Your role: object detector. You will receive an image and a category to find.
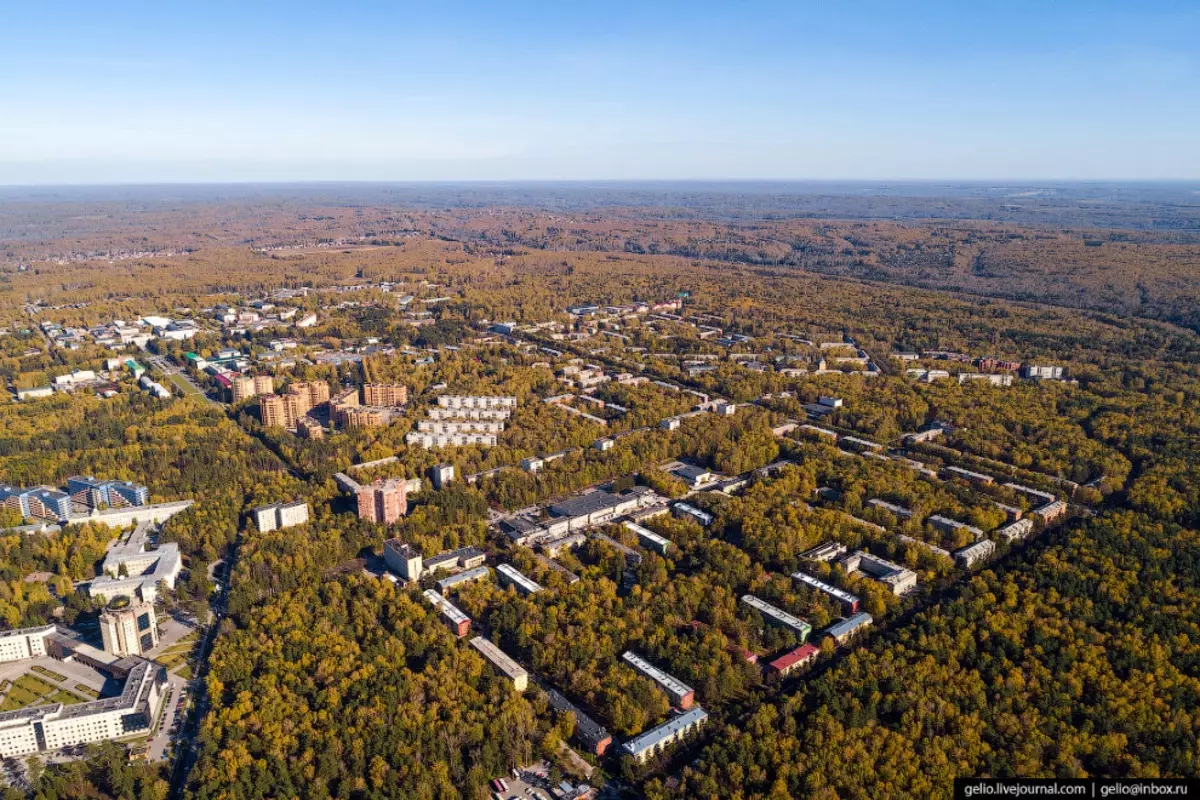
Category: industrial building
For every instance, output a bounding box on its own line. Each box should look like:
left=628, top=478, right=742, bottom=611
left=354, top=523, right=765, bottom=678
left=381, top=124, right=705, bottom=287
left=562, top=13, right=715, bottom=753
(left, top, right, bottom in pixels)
left=622, top=652, right=694, bottom=709
left=496, top=563, right=544, bottom=595
left=251, top=500, right=310, bottom=531
left=792, top=571, right=860, bottom=613
left=543, top=688, right=612, bottom=756
left=622, top=521, right=671, bottom=555
left=839, top=551, right=918, bottom=596
left=470, top=637, right=528, bottom=691
left=825, top=612, right=873, bottom=645
left=546, top=485, right=660, bottom=532
left=621, top=707, right=708, bottom=764
left=741, top=595, right=812, bottom=641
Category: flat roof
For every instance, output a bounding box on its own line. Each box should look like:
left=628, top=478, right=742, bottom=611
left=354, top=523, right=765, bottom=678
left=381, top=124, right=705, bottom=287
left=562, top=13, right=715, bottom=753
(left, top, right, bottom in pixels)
left=437, top=566, right=491, bottom=590
left=622, top=651, right=692, bottom=699
left=792, top=571, right=860, bottom=605
left=548, top=490, right=624, bottom=519
left=470, top=637, right=527, bottom=681
left=826, top=612, right=873, bottom=638
left=622, top=521, right=671, bottom=550
left=496, top=563, right=544, bottom=594
left=741, top=595, right=812, bottom=635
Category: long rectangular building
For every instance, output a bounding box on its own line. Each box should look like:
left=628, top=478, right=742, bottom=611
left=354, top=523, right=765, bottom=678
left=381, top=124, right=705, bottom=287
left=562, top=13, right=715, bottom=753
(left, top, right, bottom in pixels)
left=469, top=637, right=528, bottom=691
left=421, top=589, right=471, bottom=638
left=622, top=651, right=694, bottom=709
left=495, top=563, right=544, bottom=595
left=825, top=612, right=873, bottom=645
left=622, top=521, right=671, bottom=555
left=544, top=688, right=612, bottom=756
left=436, top=566, right=491, bottom=592
left=621, top=707, right=708, bottom=764
left=741, top=595, right=812, bottom=641
left=792, top=571, right=860, bottom=613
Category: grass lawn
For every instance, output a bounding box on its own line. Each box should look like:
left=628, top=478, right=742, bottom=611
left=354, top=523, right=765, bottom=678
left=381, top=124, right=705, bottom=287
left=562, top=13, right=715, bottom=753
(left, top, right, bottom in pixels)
left=74, top=683, right=101, bottom=698
left=174, top=663, right=194, bottom=680
left=47, top=689, right=86, bottom=705
left=32, top=665, right=67, bottom=682
left=167, top=373, right=203, bottom=397
left=15, top=674, right=57, bottom=696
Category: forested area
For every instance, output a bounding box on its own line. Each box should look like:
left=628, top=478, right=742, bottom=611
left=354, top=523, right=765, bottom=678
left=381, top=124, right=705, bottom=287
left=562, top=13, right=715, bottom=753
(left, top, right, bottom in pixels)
left=1, top=193, right=1197, bottom=799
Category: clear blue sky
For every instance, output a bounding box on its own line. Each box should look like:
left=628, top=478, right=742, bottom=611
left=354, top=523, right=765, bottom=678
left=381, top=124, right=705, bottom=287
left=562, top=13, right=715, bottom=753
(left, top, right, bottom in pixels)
left=2, top=0, right=1197, bottom=183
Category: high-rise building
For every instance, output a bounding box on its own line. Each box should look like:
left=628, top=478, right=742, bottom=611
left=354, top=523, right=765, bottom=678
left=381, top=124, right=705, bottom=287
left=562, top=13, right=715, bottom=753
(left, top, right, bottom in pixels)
left=356, top=479, right=407, bottom=524
left=260, top=394, right=289, bottom=428
left=231, top=376, right=257, bottom=403
left=363, top=383, right=408, bottom=407
left=290, top=380, right=330, bottom=407
left=343, top=406, right=391, bottom=429
left=99, top=598, right=159, bottom=657
left=252, top=375, right=274, bottom=395
left=330, top=387, right=361, bottom=426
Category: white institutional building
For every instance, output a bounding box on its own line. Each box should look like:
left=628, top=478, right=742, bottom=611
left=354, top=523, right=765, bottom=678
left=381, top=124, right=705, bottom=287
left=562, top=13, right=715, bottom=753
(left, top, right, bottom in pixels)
left=0, top=627, right=168, bottom=758
left=99, top=598, right=159, bottom=657
left=88, top=521, right=182, bottom=603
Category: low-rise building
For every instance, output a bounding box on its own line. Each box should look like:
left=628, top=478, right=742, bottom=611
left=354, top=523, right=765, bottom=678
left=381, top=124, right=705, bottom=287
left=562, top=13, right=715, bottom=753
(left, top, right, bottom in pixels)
left=1034, top=500, right=1068, bottom=523
left=436, top=565, right=490, bottom=593
left=943, top=466, right=995, bottom=485
left=867, top=498, right=914, bottom=520
left=470, top=637, right=528, bottom=691
left=954, top=540, right=996, bottom=570
left=672, top=502, right=714, bottom=527
left=800, top=542, right=848, bottom=562
left=997, top=518, right=1035, bottom=542
left=741, top=595, right=812, bottom=640
left=839, top=550, right=918, bottom=596
left=383, top=540, right=424, bottom=580
left=927, top=514, right=985, bottom=542
left=792, top=571, right=860, bottom=613
left=825, top=612, right=873, bottom=645
left=496, top=563, right=544, bottom=595
left=540, top=532, right=587, bottom=558
left=422, top=589, right=471, bottom=638
left=423, top=545, right=487, bottom=575
left=251, top=500, right=310, bottom=531
left=622, top=652, right=693, bottom=709
left=621, top=707, right=708, bottom=764
left=622, top=521, right=671, bottom=555
left=767, top=643, right=820, bottom=677
left=544, top=688, right=612, bottom=756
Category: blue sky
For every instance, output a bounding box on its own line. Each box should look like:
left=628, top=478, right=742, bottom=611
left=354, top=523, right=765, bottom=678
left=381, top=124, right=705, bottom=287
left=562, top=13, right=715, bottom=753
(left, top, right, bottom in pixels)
left=1, top=1, right=1197, bottom=183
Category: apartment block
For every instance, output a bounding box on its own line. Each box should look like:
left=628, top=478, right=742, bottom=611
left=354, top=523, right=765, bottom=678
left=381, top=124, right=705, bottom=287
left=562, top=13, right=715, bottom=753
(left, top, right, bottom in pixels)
left=622, top=652, right=694, bottom=709
left=363, top=383, right=408, bottom=407
left=621, top=707, right=708, bottom=764
left=839, top=551, right=918, bottom=596
left=741, top=595, right=813, bottom=641
left=470, top=637, right=528, bottom=691
left=356, top=479, right=407, bottom=524
left=252, top=500, right=310, bottom=532
left=954, top=539, right=996, bottom=569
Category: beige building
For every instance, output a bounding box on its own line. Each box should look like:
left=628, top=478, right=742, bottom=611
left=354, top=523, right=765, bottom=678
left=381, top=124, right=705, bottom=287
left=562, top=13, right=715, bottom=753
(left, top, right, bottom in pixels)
left=99, top=598, right=159, bottom=657
left=231, top=376, right=257, bottom=403
left=363, top=383, right=408, bottom=407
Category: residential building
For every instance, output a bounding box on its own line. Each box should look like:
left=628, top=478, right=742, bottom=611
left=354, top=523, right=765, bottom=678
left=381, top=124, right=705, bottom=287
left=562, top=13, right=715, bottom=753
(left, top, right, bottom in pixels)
left=943, top=466, right=996, bottom=485
left=622, top=652, right=694, bottom=708
left=356, top=479, right=407, bottom=524
left=621, top=707, right=708, bottom=764
left=296, top=417, right=325, bottom=439
left=839, top=550, right=918, bottom=596
left=1022, top=364, right=1065, bottom=380
left=253, top=375, right=274, bottom=395
left=741, top=595, right=812, bottom=640
left=1003, top=483, right=1057, bottom=505
left=540, top=532, right=587, bottom=558
left=436, top=566, right=490, bottom=593
left=867, top=498, right=914, bottom=520
left=99, top=598, right=158, bottom=657
left=623, top=521, right=671, bottom=555
left=767, top=643, right=820, bottom=677
left=363, top=383, right=408, bottom=407
left=470, top=637, right=528, bottom=691
left=423, top=546, right=487, bottom=575
left=252, top=500, right=310, bottom=531
left=897, top=534, right=952, bottom=559
left=231, top=376, right=257, bottom=403
left=825, top=612, right=873, bottom=645
left=496, top=563, right=544, bottom=595
left=330, top=387, right=361, bottom=425
left=436, top=395, right=517, bottom=410
left=927, top=514, right=986, bottom=542
left=430, top=463, right=455, bottom=489
left=343, top=406, right=393, bottom=429
left=0, top=485, right=72, bottom=521
left=792, top=571, right=860, bottom=613
left=66, top=477, right=149, bottom=510
left=954, top=540, right=996, bottom=569
left=959, top=373, right=1014, bottom=386
left=800, top=542, right=848, bottom=563
left=1035, top=500, right=1068, bottom=523
left=422, top=590, right=471, bottom=638
left=544, top=688, right=612, bottom=756
left=997, top=518, right=1035, bottom=542
left=383, top=541, right=424, bottom=580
